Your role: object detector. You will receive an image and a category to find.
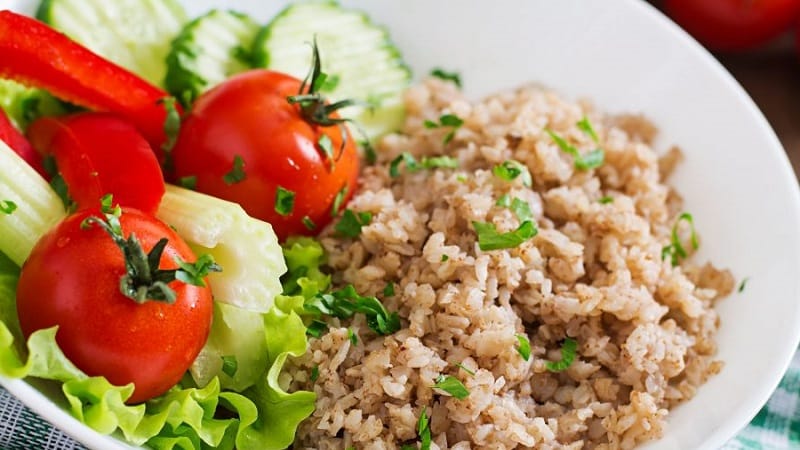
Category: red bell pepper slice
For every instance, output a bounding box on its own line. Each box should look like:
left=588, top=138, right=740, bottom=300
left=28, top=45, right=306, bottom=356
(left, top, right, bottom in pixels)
left=0, top=107, right=44, bottom=176
left=0, top=10, right=180, bottom=159
left=27, top=113, right=165, bottom=214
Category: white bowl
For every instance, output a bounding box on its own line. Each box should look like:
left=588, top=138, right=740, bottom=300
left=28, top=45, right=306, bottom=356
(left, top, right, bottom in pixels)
left=4, top=1, right=800, bottom=449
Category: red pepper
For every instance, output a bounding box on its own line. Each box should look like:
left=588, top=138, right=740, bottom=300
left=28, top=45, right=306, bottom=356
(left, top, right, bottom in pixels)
left=0, top=10, right=180, bottom=159
left=0, top=108, right=44, bottom=176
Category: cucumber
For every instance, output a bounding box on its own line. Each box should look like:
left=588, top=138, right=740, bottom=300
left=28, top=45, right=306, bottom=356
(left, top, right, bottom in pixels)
left=0, top=79, right=67, bottom=131
left=252, top=1, right=411, bottom=140
left=36, top=0, right=187, bottom=86
left=165, top=10, right=260, bottom=106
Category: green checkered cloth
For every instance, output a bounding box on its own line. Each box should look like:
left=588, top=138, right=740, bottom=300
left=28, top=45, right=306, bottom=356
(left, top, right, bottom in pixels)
left=1, top=352, right=799, bottom=450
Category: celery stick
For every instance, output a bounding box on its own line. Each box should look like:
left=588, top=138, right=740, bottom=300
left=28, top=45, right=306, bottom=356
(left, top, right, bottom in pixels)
left=156, top=185, right=285, bottom=313
left=0, top=141, right=66, bottom=265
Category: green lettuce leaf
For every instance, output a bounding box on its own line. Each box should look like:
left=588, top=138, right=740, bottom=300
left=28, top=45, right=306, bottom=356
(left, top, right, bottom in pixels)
left=281, top=236, right=330, bottom=296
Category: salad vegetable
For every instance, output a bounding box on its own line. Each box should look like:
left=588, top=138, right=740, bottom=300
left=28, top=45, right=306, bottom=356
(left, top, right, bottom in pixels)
left=0, top=107, right=42, bottom=175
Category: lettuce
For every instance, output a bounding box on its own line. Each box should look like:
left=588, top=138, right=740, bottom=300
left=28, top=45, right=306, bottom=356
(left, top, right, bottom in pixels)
left=0, top=252, right=315, bottom=450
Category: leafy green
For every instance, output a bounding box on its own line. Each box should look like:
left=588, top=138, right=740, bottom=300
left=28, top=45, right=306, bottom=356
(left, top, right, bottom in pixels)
left=317, top=134, right=335, bottom=169
left=418, top=407, right=431, bottom=450
left=335, top=209, right=372, bottom=238
left=516, top=333, right=531, bottom=361
left=661, top=212, right=699, bottom=267
left=331, top=185, right=348, bottom=217
left=576, top=116, right=599, bottom=143
left=0, top=200, right=16, bottom=214
left=423, top=114, right=464, bottom=144
left=281, top=237, right=331, bottom=298
left=739, top=277, right=749, bottom=293
left=472, top=220, right=538, bottom=251
left=223, top=155, right=246, bottom=185
left=455, top=362, right=476, bottom=376
left=302, top=216, right=316, bottom=231
left=545, top=337, right=578, bottom=372
left=305, top=285, right=400, bottom=336
left=599, top=195, right=614, bottom=204
left=221, top=355, right=238, bottom=378
left=546, top=128, right=604, bottom=170
left=178, top=176, right=197, bottom=190
left=383, top=282, right=395, bottom=297
left=275, top=186, right=296, bottom=216
left=510, top=198, right=532, bottom=222
left=0, top=79, right=67, bottom=130
left=389, top=152, right=459, bottom=177
left=430, top=68, right=462, bottom=88
left=432, top=375, right=469, bottom=399
left=492, top=160, right=532, bottom=187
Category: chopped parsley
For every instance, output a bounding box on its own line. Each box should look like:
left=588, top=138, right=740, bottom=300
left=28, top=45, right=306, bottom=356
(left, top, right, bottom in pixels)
left=0, top=200, right=17, bottom=215
left=310, top=365, right=320, bottom=382
left=510, top=198, right=533, bottom=222
left=331, top=185, right=348, bottom=217
left=347, top=328, right=358, bottom=345
left=274, top=186, right=296, bottom=216
left=545, top=337, right=578, bottom=372
left=335, top=209, right=372, bottom=238
left=306, top=319, right=328, bottom=338
left=178, top=175, right=197, bottom=190
left=738, top=277, right=749, bottom=293
left=576, top=116, right=600, bottom=143
left=599, top=195, right=614, bottom=204
left=383, top=282, right=395, bottom=297
left=302, top=216, right=317, bottom=231
left=455, top=362, right=476, bottom=376
left=516, top=334, right=531, bottom=361
left=661, top=212, right=699, bottom=267
left=432, top=374, right=470, bottom=399
left=389, top=152, right=459, bottom=177
left=496, top=194, right=511, bottom=207
left=472, top=220, right=537, bottom=251
left=317, top=133, right=335, bottom=169
left=424, top=113, right=464, bottom=144
left=441, top=254, right=449, bottom=262
left=222, top=155, right=246, bottom=185
left=361, top=140, right=377, bottom=165
left=304, top=284, right=400, bottom=336
left=456, top=174, right=468, bottom=183
left=546, top=125, right=605, bottom=170
left=430, top=68, right=462, bottom=88
left=492, top=160, right=532, bottom=187
left=221, top=355, right=238, bottom=378
left=418, top=407, right=431, bottom=450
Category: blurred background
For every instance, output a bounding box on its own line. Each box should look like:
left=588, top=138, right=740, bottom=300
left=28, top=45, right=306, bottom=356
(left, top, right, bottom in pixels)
left=650, top=0, right=800, bottom=178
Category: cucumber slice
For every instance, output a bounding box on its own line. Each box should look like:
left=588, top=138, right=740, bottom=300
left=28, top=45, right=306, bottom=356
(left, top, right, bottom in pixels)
left=165, top=10, right=260, bottom=106
left=36, top=0, right=187, bottom=86
left=252, top=2, right=411, bottom=140
left=0, top=79, right=67, bottom=131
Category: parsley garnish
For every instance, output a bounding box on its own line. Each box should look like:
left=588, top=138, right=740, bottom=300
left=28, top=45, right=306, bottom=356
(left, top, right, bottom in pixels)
left=576, top=116, right=600, bottom=143
left=546, top=127, right=604, bottom=170
left=516, top=333, right=531, bottom=361
left=599, top=195, right=614, bottom=204
left=383, top=282, right=395, bottom=297
left=456, top=174, right=467, bottom=183
left=223, top=155, right=246, bottom=185
left=347, top=328, right=358, bottom=345
left=545, top=337, right=578, bottom=372
left=496, top=194, right=511, bottom=207
left=455, top=363, right=476, bottom=376
left=304, top=284, right=400, bottom=336
left=275, top=186, right=296, bottom=216
left=318, top=134, right=335, bottom=169
left=389, top=152, right=459, bottom=177
left=424, top=113, right=464, bottom=144
left=361, top=140, right=377, bottom=165
left=432, top=374, right=470, bottom=399
left=221, top=355, right=238, bottom=378
left=302, top=216, right=317, bottom=231
left=738, top=277, right=749, bottom=293
left=310, top=365, right=320, bottom=382
left=178, top=175, right=197, bottom=190
left=510, top=198, right=533, bottom=222
left=661, top=212, right=699, bottom=267
left=430, top=68, right=462, bottom=88
left=493, top=160, right=532, bottom=187
left=331, top=185, right=348, bottom=217
left=0, top=200, right=17, bottom=215
left=306, top=319, right=327, bottom=338
left=418, top=407, right=431, bottom=450
left=335, top=209, right=372, bottom=238
left=441, top=254, right=449, bottom=262
left=472, top=220, right=537, bottom=251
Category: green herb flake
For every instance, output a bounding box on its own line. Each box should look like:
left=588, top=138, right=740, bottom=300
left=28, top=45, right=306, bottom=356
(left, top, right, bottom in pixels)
left=0, top=200, right=17, bottom=215
left=335, top=209, right=372, bottom=238
left=221, top=355, right=238, bottom=378
left=516, top=333, right=531, bottom=361
left=362, top=140, right=377, bottom=165
left=302, top=216, right=317, bottom=231
left=400, top=445, right=416, bottom=450
left=318, top=133, right=335, bottom=169
left=599, top=195, right=614, bottom=204
left=545, top=337, right=578, bottom=372
left=310, top=365, right=320, bottom=382
left=546, top=128, right=605, bottom=171
left=331, top=185, right=348, bottom=217
left=493, top=160, right=532, bottom=187
left=178, top=175, right=197, bottom=190
left=424, top=114, right=464, bottom=145
left=347, top=328, right=358, bottom=345
left=432, top=374, right=470, bottom=400
left=430, top=68, right=462, bottom=88
left=472, top=220, right=537, bottom=251
left=418, top=407, right=431, bottom=450
left=455, top=362, right=476, bottom=376
left=441, top=254, right=449, bottom=262
left=223, top=155, right=246, bottom=185
left=304, top=284, right=400, bottom=336
left=576, top=116, right=600, bottom=143
left=496, top=194, right=511, bottom=207
left=510, top=198, right=533, bottom=222
left=390, top=152, right=458, bottom=177
left=275, top=186, right=296, bottom=216
left=456, top=174, right=468, bottom=183
left=738, top=277, right=749, bottom=293
left=306, top=319, right=328, bottom=338
left=661, top=212, right=699, bottom=267
left=383, top=282, right=395, bottom=297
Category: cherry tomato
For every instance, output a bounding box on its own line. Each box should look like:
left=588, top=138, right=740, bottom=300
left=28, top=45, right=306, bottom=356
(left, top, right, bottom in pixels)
left=27, top=113, right=165, bottom=214
left=16, top=207, right=213, bottom=403
left=170, top=69, right=359, bottom=240
left=665, top=0, right=800, bottom=51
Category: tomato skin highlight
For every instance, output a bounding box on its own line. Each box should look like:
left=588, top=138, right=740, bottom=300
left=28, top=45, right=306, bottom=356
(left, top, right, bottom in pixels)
left=665, top=0, right=800, bottom=51
left=170, top=69, right=359, bottom=240
left=16, top=208, right=213, bottom=404
left=27, top=113, right=165, bottom=214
